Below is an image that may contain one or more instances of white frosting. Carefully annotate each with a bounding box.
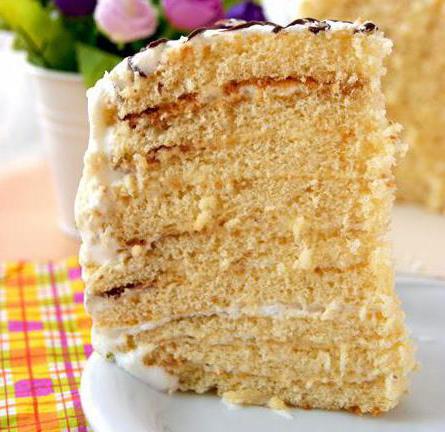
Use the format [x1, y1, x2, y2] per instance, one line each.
[167, 36, 188, 49]
[131, 43, 168, 75]
[92, 327, 179, 392]
[115, 348, 179, 392]
[79, 229, 120, 267]
[76, 77, 127, 271]
[202, 23, 276, 38]
[128, 19, 376, 78]
[86, 75, 115, 147]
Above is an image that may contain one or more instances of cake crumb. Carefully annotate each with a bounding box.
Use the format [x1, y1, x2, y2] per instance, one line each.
[293, 246, 312, 270]
[194, 211, 212, 231]
[131, 244, 143, 257]
[268, 396, 287, 411]
[292, 216, 305, 240]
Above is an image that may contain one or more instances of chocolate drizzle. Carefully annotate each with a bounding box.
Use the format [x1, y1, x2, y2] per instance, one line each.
[308, 21, 331, 34]
[186, 17, 377, 43]
[187, 20, 237, 40]
[288, 17, 318, 25]
[222, 20, 275, 32]
[187, 26, 212, 40]
[328, 19, 354, 24]
[356, 22, 378, 33]
[128, 18, 379, 76]
[127, 56, 147, 78]
[148, 38, 169, 48]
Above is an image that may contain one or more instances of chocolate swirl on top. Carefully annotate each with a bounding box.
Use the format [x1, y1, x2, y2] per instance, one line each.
[308, 21, 331, 34]
[222, 20, 279, 33]
[328, 19, 354, 24]
[187, 26, 215, 40]
[128, 19, 379, 76]
[288, 17, 318, 25]
[356, 22, 378, 33]
[127, 56, 147, 78]
[187, 20, 237, 40]
[148, 38, 169, 48]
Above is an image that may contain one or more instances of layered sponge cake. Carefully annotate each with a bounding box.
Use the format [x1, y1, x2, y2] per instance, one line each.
[300, 0, 445, 212]
[75, 19, 415, 414]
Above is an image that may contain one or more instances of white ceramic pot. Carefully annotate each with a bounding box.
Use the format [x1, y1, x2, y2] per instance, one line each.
[27, 64, 88, 238]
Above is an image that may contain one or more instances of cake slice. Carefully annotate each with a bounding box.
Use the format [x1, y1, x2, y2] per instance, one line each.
[75, 19, 415, 414]
[299, 0, 445, 212]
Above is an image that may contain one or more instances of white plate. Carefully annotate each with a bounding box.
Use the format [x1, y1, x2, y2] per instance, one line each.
[81, 277, 445, 432]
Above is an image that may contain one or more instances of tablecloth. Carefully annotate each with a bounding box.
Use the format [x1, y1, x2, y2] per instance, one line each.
[0, 257, 91, 432]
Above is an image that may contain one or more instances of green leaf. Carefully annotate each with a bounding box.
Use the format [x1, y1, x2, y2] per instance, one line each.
[0, 0, 76, 71]
[76, 43, 123, 88]
[62, 15, 98, 46]
[224, 0, 241, 9]
[0, 16, 10, 30]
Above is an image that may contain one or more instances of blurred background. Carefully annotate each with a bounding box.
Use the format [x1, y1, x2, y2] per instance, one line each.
[0, 0, 444, 280]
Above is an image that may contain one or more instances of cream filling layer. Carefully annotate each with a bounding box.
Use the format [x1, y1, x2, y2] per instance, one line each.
[90, 301, 353, 336]
[90, 296, 399, 341]
[91, 302, 408, 394]
[90, 298, 406, 391]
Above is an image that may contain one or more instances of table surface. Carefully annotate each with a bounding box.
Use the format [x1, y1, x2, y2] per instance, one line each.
[0, 159, 80, 261]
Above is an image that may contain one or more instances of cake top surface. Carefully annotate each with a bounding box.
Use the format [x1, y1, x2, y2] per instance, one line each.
[110, 18, 379, 80]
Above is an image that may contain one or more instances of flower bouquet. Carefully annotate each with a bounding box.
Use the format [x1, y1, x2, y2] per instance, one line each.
[0, 0, 266, 87]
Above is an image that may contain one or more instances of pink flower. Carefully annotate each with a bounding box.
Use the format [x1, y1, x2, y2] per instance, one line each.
[94, 0, 158, 43]
[162, 0, 224, 30]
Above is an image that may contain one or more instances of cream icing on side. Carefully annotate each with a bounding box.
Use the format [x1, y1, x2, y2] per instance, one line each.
[130, 42, 169, 76]
[92, 327, 179, 392]
[114, 349, 179, 392]
[76, 76, 126, 273]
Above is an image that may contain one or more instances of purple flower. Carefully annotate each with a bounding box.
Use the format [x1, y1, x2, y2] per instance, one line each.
[54, 0, 97, 16]
[226, 1, 265, 21]
[94, 0, 158, 43]
[162, 0, 224, 30]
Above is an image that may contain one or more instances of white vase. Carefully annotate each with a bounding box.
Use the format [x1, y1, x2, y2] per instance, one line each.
[27, 64, 88, 238]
